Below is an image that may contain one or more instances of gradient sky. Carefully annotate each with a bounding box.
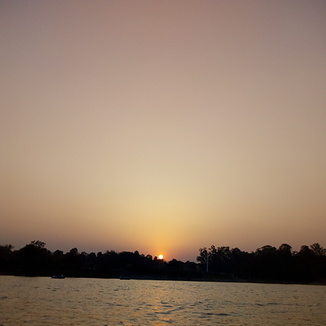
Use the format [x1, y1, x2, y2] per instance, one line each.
[1, 1, 326, 261]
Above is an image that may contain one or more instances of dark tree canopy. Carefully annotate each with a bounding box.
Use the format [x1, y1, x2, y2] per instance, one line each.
[0, 241, 325, 284]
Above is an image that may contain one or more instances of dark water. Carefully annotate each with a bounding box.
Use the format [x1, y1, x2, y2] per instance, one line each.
[0, 276, 325, 325]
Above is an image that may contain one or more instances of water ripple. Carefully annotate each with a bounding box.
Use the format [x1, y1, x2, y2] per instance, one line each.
[0, 277, 325, 325]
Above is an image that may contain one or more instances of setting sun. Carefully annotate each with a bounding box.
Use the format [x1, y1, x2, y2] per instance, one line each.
[158, 254, 164, 260]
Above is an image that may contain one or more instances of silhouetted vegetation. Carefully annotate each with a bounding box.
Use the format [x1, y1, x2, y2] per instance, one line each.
[1, 241, 325, 284]
[197, 243, 326, 284]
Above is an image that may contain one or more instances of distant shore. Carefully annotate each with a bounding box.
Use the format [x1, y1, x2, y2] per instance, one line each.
[1, 272, 325, 286]
[1, 241, 326, 285]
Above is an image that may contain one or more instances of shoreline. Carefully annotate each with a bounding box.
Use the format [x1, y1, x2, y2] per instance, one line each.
[1, 273, 325, 286]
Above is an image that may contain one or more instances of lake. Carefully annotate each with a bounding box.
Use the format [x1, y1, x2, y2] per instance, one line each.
[0, 276, 325, 325]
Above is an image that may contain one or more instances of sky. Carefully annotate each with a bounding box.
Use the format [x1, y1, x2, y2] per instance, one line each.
[1, 0, 326, 262]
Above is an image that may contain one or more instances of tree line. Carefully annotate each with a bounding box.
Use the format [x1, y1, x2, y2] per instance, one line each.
[197, 243, 326, 284]
[0, 241, 325, 284]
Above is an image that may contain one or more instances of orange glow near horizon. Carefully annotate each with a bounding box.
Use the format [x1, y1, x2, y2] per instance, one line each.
[1, 1, 326, 262]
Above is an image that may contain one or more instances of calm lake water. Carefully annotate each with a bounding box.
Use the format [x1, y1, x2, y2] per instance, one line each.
[0, 276, 325, 325]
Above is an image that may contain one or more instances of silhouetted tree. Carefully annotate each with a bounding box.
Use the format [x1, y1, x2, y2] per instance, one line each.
[0, 244, 14, 273]
[276, 244, 294, 281]
[16, 241, 52, 276]
[278, 243, 292, 256]
[298, 245, 314, 257]
[310, 243, 325, 256]
[197, 247, 209, 272]
[230, 247, 253, 279]
[52, 250, 65, 274]
[31, 240, 46, 249]
[63, 248, 83, 276]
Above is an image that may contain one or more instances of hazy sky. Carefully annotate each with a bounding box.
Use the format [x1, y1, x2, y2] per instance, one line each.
[1, 1, 326, 261]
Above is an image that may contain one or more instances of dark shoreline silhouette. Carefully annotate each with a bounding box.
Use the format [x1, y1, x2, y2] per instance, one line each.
[0, 241, 325, 285]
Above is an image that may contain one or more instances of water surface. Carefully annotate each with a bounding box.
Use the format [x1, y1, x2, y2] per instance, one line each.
[0, 276, 325, 325]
